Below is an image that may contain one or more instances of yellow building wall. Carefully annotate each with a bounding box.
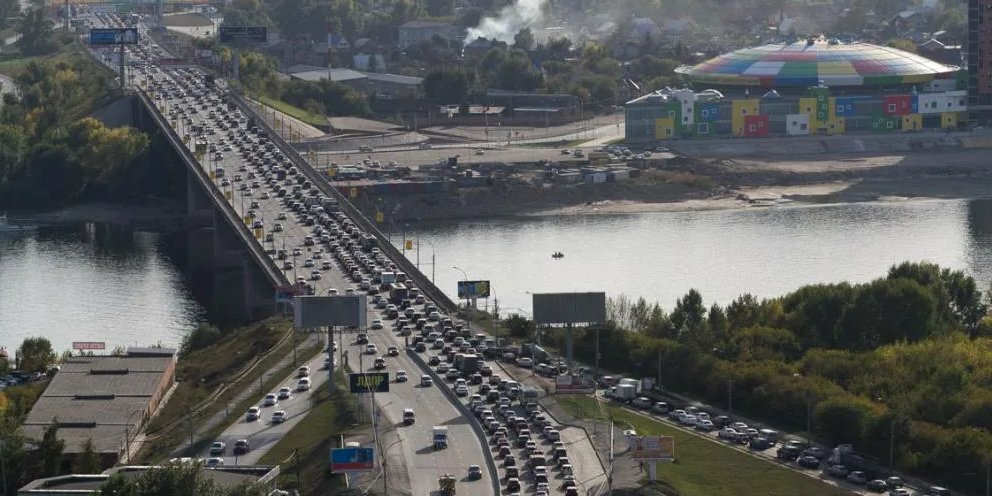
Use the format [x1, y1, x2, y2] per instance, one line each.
[828, 97, 837, 121]
[825, 117, 845, 135]
[901, 114, 922, 132]
[731, 99, 760, 137]
[799, 97, 819, 135]
[654, 118, 676, 139]
[941, 112, 959, 128]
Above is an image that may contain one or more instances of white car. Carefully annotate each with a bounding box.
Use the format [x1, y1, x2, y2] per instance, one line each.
[516, 357, 533, 368]
[271, 411, 287, 423]
[437, 362, 450, 373]
[297, 378, 311, 391]
[396, 370, 408, 382]
[455, 384, 469, 396]
[365, 344, 378, 355]
[370, 319, 383, 330]
[263, 393, 278, 406]
[278, 387, 292, 400]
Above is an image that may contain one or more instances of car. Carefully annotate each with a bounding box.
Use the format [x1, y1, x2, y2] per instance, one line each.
[825, 464, 849, 478]
[506, 477, 521, 492]
[246, 406, 260, 421]
[467, 464, 482, 480]
[797, 455, 820, 469]
[209, 441, 225, 455]
[233, 439, 250, 455]
[886, 477, 904, 489]
[396, 370, 408, 382]
[205, 457, 224, 468]
[889, 490, 911, 496]
[421, 375, 433, 387]
[263, 393, 278, 406]
[271, 411, 287, 423]
[277, 387, 292, 399]
[456, 384, 469, 396]
[867, 480, 889, 492]
[428, 356, 441, 366]
[356, 333, 369, 344]
[695, 419, 715, 431]
[297, 366, 310, 377]
[516, 357, 533, 368]
[297, 378, 311, 391]
[475, 148, 485, 155]
[437, 362, 449, 373]
[846, 471, 868, 484]
[387, 346, 399, 356]
[370, 319, 384, 330]
[365, 344, 378, 355]
[374, 357, 386, 369]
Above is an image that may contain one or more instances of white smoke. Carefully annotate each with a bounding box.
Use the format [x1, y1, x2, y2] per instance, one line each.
[464, 0, 546, 45]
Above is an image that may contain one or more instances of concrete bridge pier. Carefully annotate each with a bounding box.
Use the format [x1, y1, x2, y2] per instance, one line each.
[184, 168, 276, 323]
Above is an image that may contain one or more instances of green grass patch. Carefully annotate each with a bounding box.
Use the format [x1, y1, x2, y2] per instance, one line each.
[137, 320, 326, 462]
[557, 396, 843, 496]
[259, 372, 362, 494]
[256, 95, 328, 129]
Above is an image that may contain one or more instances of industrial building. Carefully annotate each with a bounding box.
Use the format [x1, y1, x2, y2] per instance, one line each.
[626, 38, 968, 143]
[17, 465, 281, 495]
[968, 0, 992, 126]
[21, 348, 177, 467]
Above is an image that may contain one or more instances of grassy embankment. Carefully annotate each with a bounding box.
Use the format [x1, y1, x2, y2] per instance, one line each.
[135, 319, 323, 462]
[256, 94, 330, 130]
[556, 395, 845, 496]
[257, 372, 364, 495]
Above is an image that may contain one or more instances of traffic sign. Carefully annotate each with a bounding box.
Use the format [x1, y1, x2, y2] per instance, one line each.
[349, 372, 389, 393]
[219, 26, 267, 43]
[89, 27, 139, 45]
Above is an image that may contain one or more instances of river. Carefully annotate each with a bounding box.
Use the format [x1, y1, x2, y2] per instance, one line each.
[400, 199, 992, 317]
[0, 223, 204, 355]
[3, 199, 992, 356]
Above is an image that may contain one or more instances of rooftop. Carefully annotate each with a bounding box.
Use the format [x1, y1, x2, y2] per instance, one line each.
[22, 349, 176, 455]
[291, 68, 368, 83]
[18, 465, 280, 494]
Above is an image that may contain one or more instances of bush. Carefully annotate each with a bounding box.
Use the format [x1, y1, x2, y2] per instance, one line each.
[180, 324, 222, 356]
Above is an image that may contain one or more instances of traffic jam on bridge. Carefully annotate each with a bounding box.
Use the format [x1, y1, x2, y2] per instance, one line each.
[83, 13, 605, 496]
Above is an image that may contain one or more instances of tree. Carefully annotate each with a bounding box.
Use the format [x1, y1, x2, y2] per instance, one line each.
[74, 438, 102, 473]
[99, 461, 269, 495]
[37, 420, 65, 477]
[422, 68, 472, 104]
[886, 38, 917, 54]
[15, 6, 55, 55]
[513, 27, 534, 51]
[425, 0, 454, 16]
[17, 336, 54, 373]
[503, 314, 535, 339]
[181, 324, 222, 356]
[670, 289, 706, 339]
[0, 417, 27, 496]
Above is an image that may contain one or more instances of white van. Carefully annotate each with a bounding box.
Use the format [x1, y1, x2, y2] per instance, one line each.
[403, 408, 416, 425]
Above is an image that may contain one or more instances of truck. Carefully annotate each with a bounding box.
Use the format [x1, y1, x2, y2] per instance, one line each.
[438, 474, 456, 495]
[454, 354, 482, 374]
[519, 343, 549, 364]
[381, 271, 397, 285]
[611, 383, 637, 402]
[432, 426, 448, 450]
[618, 377, 642, 393]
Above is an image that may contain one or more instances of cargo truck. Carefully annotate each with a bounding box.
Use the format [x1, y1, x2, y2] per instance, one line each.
[611, 384, 637, 402]
[433, 426, 448, 449]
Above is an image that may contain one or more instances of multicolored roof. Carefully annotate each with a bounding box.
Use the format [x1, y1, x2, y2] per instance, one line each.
[676, 39, 959, 88]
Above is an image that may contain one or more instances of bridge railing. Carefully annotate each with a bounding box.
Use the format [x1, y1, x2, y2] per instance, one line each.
[136, 90, 288, 289]
[226, 91, 458, 313]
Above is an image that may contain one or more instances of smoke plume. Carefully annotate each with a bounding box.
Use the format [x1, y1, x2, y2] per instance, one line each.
[464, 0, 546, 45]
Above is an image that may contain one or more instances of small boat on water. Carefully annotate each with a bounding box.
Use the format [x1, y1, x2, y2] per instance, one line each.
[0, 213, 38, 233]
[552, 251, 564, 259]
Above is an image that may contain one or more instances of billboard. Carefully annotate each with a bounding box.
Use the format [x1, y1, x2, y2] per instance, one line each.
[554, 374, 595, 394]
[532, 292, 606, 325]
[89, 27, 139, 45]
[330, 447, 375, 472]
[349, 372, 390, 393]
[72, 342, 106, 351]
[293, 295, 367, 329]
[219, 26, 267, 43]
[275, 286, 304, 304]
[457, 280, 491, 299]
[630, 436, 675, 462]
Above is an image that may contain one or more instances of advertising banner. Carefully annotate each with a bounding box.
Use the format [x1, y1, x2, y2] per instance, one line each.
[89, 27, 138, 45]
[457, 280, 491, 299]
[630, 436, 675, 461]
[349, 372, 389, 393]
[330, 447, 374, 472]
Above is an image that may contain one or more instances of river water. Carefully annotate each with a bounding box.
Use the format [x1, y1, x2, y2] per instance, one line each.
[0, 223, 204, 355]
[401, 199, 992, 317]
[3, 199, 992, 355]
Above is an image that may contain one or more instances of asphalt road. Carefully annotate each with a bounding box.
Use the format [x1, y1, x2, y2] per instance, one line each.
[80, 15, 495, 494]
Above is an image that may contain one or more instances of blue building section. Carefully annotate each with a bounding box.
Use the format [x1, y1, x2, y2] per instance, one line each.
[697, 103, 720, 121]
[834, 96, 872, 116]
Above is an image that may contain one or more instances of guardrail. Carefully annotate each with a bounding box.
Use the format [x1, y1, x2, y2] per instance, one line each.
[136, 91, 288, 288]
[405, 348, 501, 496]
[224, 91, 458, 313]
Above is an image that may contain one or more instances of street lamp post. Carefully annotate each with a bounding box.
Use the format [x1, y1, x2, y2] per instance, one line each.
[418, 239, 437, 283]
[452, 265, 468, 308]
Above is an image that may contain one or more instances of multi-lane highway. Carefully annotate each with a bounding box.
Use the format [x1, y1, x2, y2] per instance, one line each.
[81, 13, 497, 495]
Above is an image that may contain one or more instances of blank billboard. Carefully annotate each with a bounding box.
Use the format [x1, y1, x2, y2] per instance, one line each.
[532, 292, 606, 325]
[293, 295, 367, 329]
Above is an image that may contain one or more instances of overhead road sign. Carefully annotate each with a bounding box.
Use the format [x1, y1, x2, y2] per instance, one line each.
[349, 372, 390, 393]
[457, 280, 491, 299]
[219, 26, 267, 43]
[89, 27, 139, 45]
[330, 447, 375, 472]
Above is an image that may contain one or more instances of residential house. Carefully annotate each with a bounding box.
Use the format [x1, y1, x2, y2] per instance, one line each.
[398, 20, 458, 48]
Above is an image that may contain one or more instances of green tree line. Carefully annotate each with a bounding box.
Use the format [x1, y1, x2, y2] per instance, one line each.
[0, 58, 149, 209]
[517, 262, 992, 493]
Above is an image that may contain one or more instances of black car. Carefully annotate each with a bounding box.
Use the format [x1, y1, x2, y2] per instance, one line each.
[428, 356, 441, 366]
[797, 455, 821, 469]
[415, 342, 427, 352]
[233, 439, 250, 455]
[866, 480, 888, 493]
